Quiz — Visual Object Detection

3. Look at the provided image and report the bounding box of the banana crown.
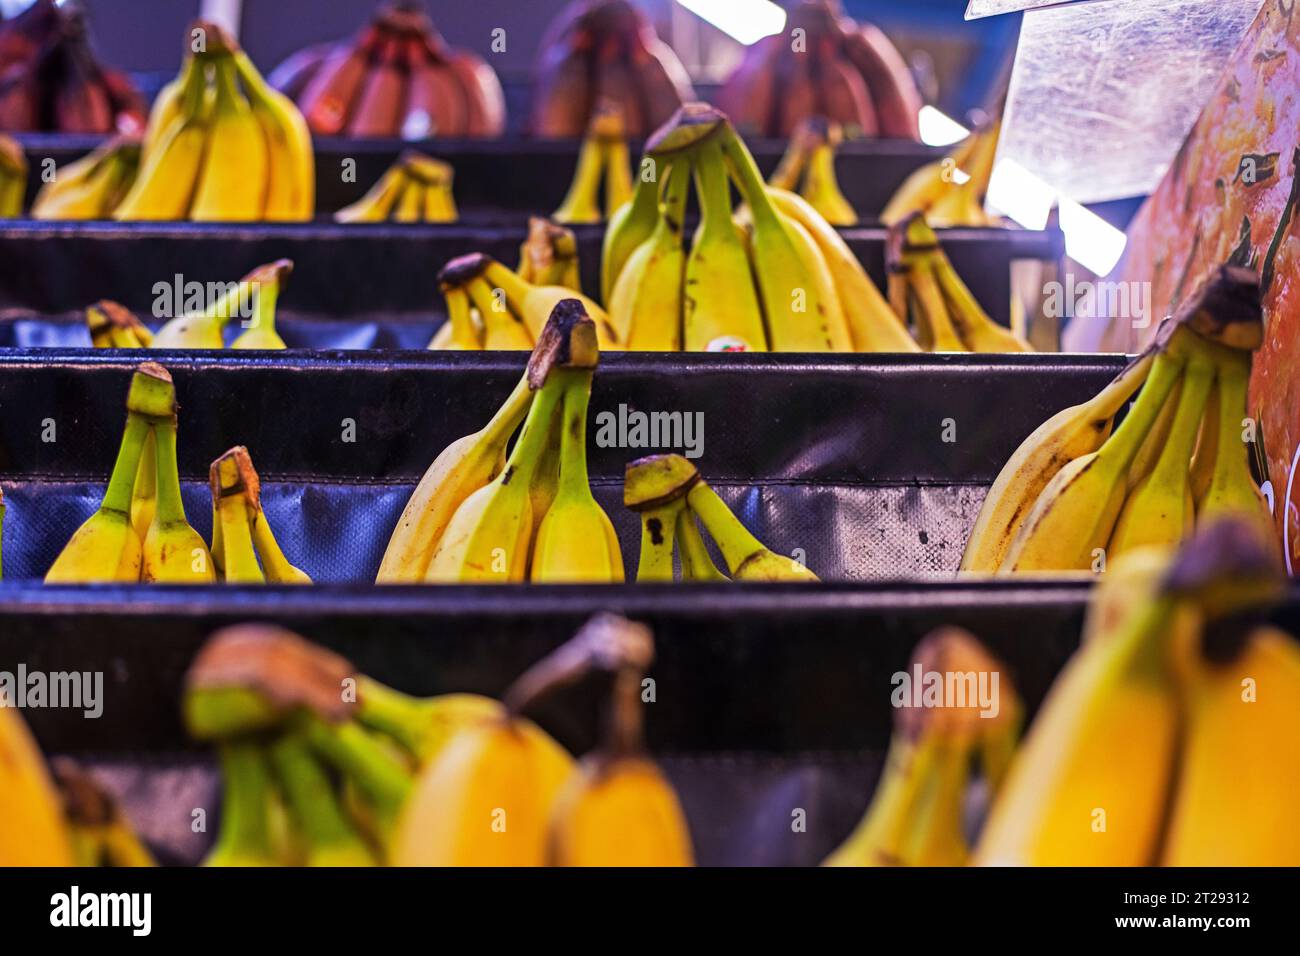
[125,363,176,419]
[624,453,700,510]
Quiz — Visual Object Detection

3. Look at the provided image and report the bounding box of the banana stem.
[1101,344,1189,471]
[693,140,734,242]
[676,506,728,581]
[299,714,411,833]
[100,414,152,515]
[684,482,766,574]
[555,370,595,499]
[657,159,691,239]
[483,260,538,315]
[500,377,565,488]
[719,125,784,232]
[1148,353,1215,486]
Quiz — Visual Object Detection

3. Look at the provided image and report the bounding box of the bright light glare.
[951,167,972,185]
[676,0,787,45]
[985,158,1055,231]
[1059,197,1129,277]
[918,106,970,147]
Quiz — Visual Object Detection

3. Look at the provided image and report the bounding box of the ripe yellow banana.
[210,448,265,583]
[189,54,269,221]
[376,372,533,582]
[609,158,690,350]
[0,136,24,218]
[553,133,605,224]
[676,507,729,581]
[518,217,581,291]
[961,348,1156,572]
[602,134,634,218]
[686,479,817,581]
[549,632,692,866]
[768,187,918,352]
[684,138,768,352]
[801,129,857,226]
[483,258,621,348]
[601,156,665,304]
[0,703,76,865]
[233,47,314,221]
[530,369,624,582]
[1162,626,1300,865]
[32,136,141,220]
[114,53,211,221]
[86,299,153,349]
[45,364,172,583]
[141,385,215,584]
[1001,330,1190,572]
[1107,349,1215,557]
[151,261,268,348]
[466,275,533,351]
[430,285,484,350]
[335,164,407,223]
[141,52,194,162]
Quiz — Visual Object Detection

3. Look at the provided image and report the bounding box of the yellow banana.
[141,388,216,584]
[86,299,153,349]
[676,507,728,581]
[602,135,634,218]
[961,348,1156,572]
[518,217,580,291]
[335,165,408,223]
[553,134,604,224]
[376,372,533,582]
[880,130,982,226]
[624,454,700,582]
[483,258,620,348]
[210,449,265,583]
[233,48,314,221]
[33,136,141,220]
[189,54,269,221]
[466,275,533,351]
[801,128,857,226]
[230,259,292,350]
[609,158,690,350]
[530,369,624,582]
[683,138,768,351]
[686,479,817,581]
[0,703,76,866]
[601,156,664,304]
[1162,626,1300,865]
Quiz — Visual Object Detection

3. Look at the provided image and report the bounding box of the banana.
[676,507,728,581]
[430,285,484,351]
[800,120,857,226]
[686,478,818,581]
[961,348,1157,572]
[353,678,504,766]
[927,121,1001,229]
[141,52,194,161]
[519,217,581,292]
[553,130,605,225]
[335,164,407,223]
[609,157,690,350]
[625,454,700,582]
[483,258,621,348]
[925,234,1031,352]
[267,733,376,866]
[601,155,664,304]
[130,428,157,541]
[210,449,265,584]
[32,135,141,220]
[113,50,211,220]
[393,613,647,866]
[425,311,588,582]
[0,135,25,218]
[51,758,155,867]
[721,118,851,352]
[1001,328,1191,572]
[0,701,76,865]
[880,132,980,227]
[1188,380,1219,505]
[230,259,292,350]
[466,275,533,351]
[549,625,692,866]
[141,381,215,584]
[189,54,269,221]
[203,743,283,867]
[1194,341,1279,557]
[232,46,314,221]
[768,124,811,192]
[530,369,624,582]
[1107,348,1216,557]
[682,138,768,352]
[151,261,268,348]
[1162,626,1300,865]
[768,187,918,352]
[86,299,153,349]
[602,130,634,218]
[210,446,311,585]
[376,370,533,583]
[392,180,425,223]
[45,364,172,583]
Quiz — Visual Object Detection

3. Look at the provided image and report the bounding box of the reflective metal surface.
[998,0,1266,203]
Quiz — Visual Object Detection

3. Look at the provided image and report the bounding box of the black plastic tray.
[10,132,942,217]
[0,221,1061,348]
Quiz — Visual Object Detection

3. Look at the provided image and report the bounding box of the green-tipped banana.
[203,743,284,867]
[267,734,377,866]
[686,480,816,581]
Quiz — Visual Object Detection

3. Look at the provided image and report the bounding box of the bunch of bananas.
[273,1,505,139]
[0,701,76,865]
[51,758,156,867]
[114,21,313,222]
[882,122,1001,228]
[0,0,145,134]
[975,520,1299,865]
[85,259,293,350]
[530,0,694,139]
[185,614,691,866]
[963,266,1276,573]
[887,213,1032,352]
[824,629,1022,866]
[31,134,140,220]
[335,150,456,222]
[552,99,634,224]
[604,102,919,353]
[382,300,622,583]
[626,454,818,582]
[0,132,25,216]
[717,0,921,140]
[427,251,615,352]
[43,363,305,585]
[768,118,858,226]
